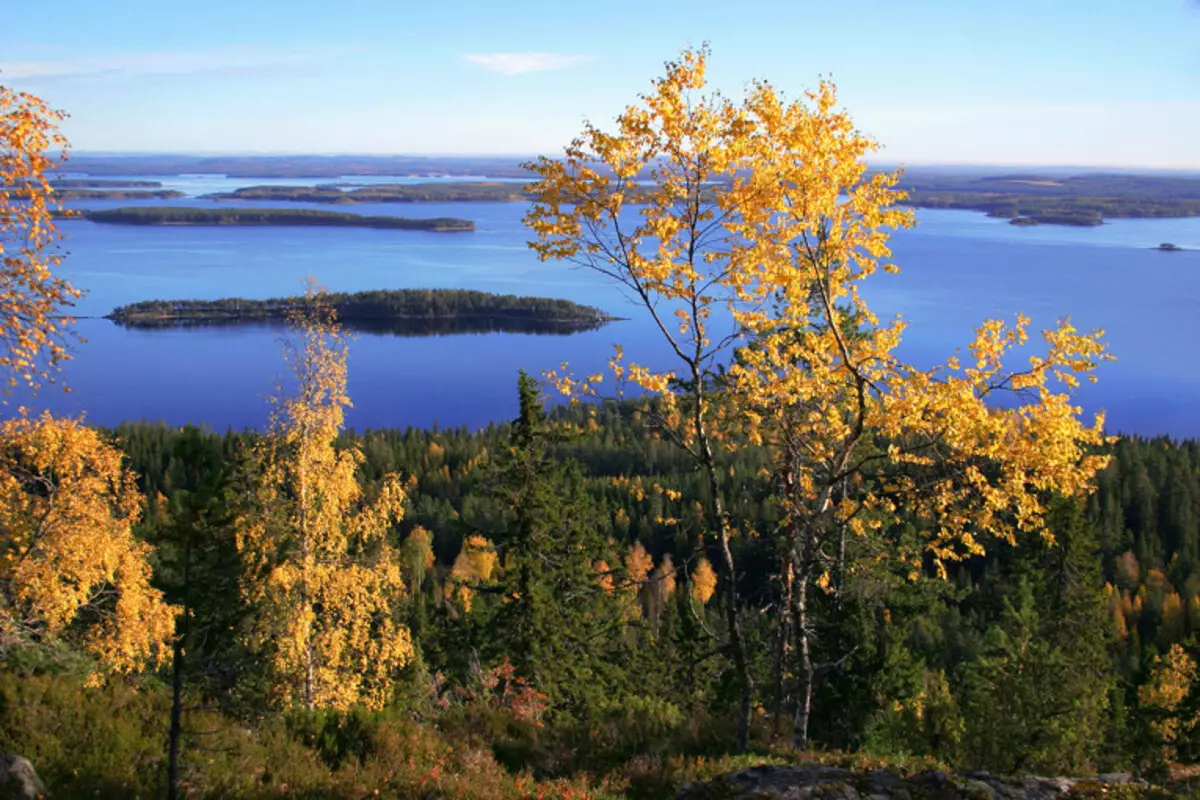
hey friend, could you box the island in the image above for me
[203,181,531,204]
[53,189,187,201]
[72,206,474,232]
[1157,242,1186,252]
[50,179,166,188]
[105,289,621,336]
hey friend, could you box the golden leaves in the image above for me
[238,286,412,711]
[0,85,82,393]
[690,556,717,606]
[525,45,1112,599]
[0,413,175,675]
[448,533,498,613]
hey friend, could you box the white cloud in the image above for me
[0,47,349,82]
[462,52,594,76]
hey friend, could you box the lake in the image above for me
[14,175,1200,437]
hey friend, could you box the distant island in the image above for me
[204,181,530,204]
[1156,242,1186,251]
[30,179,185,201]
[53,189,187,201]
[895,173,1200,226]
[72,206,474,232]
[106,289,621,336]
[50,179,166,188]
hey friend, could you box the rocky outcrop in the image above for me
[0,753,45,800]
[675,764,1145,800]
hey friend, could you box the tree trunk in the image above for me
[167,535,190,800]
[167,634,185,800]
[693,373,752,753]
[700,441,752,753]
[773,536,795,737]
[792,544,814,751]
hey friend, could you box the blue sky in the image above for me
[2,0,1198,167]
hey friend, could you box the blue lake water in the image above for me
[14,175,1200,437]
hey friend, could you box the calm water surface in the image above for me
[16,175,1200,436]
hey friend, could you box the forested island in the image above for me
[53,188,187,200]
[73,206,474,231]
[106,288,620,335]
[204,181,530,203]
[50,179,166,188]
[35,179,185,200]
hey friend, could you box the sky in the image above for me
[2,0,1199,168]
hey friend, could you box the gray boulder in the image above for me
[0,753,45,800]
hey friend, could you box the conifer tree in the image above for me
[486,371,628,719]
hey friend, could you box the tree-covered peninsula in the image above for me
[75,206,474,231]
[106,288,620,335]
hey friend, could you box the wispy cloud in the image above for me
[462,52,594,76]
[0,47,351,82]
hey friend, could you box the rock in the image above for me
[867,769,903,794]
[0,753,46,800]
[1097,773,1134,785]
[780,782,860,800]
[962,779,996,800]
[909,769,949,791]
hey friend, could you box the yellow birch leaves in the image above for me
[0,85,81,392]
[0,413,174,674]
[237,287,412,711]
[526,46,1112,575]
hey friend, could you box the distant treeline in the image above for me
[53,189,186,201]
[204,181,531,204]
[106,288,620,335]
[49,179,165,188]
[70,206,474,232]
[209,175,1200,227]
[902,191,1200,227]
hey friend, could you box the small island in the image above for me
[106,289,621,336]
[74,206,474,232]
[1156,242,1186,251]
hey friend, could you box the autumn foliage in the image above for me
[236,287,413,711]
[0,86,81,391]
[0,413,175,674]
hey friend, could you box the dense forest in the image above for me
[5,395,1197,798]
[107,289,620,335]
[71,206,475,231]
[108,407,1200,758]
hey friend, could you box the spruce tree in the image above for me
[486,371,629,720]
